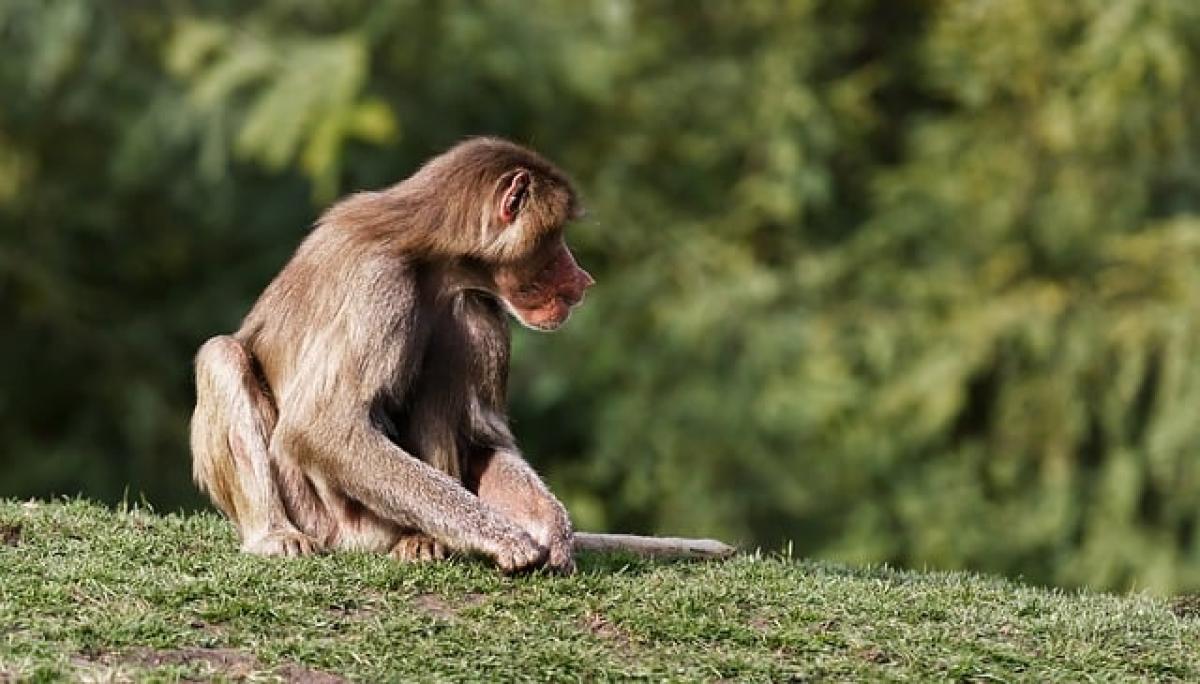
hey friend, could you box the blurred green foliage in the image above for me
[2,0,1199,592]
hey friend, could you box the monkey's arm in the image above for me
[469,448,575,573]
[290,417,546,572]
[467,448,735,565]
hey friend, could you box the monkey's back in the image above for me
[235,221,420,410]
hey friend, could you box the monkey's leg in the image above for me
[469,449,575,573]
[190,336,323,556]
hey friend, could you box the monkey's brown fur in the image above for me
[190,138,592,573]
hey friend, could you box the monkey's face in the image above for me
[493,237,594,331]
[489,169,593,331]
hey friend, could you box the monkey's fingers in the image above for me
[573,532,736,560]
[493,536,549,575]
[545,539,576,575]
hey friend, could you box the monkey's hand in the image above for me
[546,528,576,574]
[539,508,575,574]
[488,528,548,574]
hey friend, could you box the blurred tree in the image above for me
[1,0,1198,591]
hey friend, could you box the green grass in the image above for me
[1,500,1199,682]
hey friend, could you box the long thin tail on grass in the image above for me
[573,532,736,559]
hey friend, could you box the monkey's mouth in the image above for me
[506,295,574,331]
[495,266,588,332]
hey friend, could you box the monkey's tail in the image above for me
[573,532,735,560]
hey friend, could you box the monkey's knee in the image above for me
[194,336,275,422]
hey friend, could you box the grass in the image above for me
[1,500,1199,682]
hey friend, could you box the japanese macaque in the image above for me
[190,137,734,574]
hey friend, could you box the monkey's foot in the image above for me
[242,528,322,557]
[389,533,447,562]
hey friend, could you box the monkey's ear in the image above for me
[499,170,531,225]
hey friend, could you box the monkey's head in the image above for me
[429,139,591,331]
[399,138,595,331]
[485,165,595,331]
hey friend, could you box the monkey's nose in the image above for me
[561,288,586,307]
[564,269,594,306]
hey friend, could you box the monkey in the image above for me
[189,137,593,574]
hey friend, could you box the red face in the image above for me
[492,169,594,331]
[495,239,594,330]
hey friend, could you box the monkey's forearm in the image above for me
[472,450,571,532]
[573,532,736,560]
[318,425,536,555]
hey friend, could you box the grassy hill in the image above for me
[1,500,1198,681]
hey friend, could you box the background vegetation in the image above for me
[2,1,1199,593]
